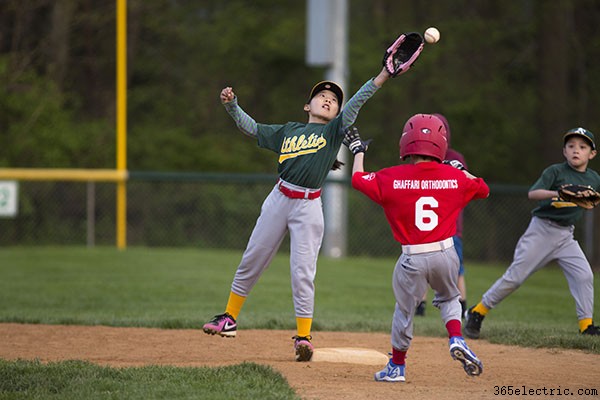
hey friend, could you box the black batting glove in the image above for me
[343,126,372,155]
[442,159,466,170]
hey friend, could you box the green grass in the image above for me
[0,247,243,328]
[0,246,599,398]
[0,359,299,400]
[1,246,598,348]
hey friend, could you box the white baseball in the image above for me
[424,27,440,44]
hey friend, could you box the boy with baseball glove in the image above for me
[465,127,600,339]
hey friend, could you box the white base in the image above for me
[312,347,389,365]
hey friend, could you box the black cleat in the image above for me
[581,323,600,336]
[415,301,426,317]
[464,306,485,339]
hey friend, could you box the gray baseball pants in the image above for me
[391,247,462,351]
[230,184,324,318]
[482,216,594,320]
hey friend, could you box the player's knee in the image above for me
[575,269,594,284]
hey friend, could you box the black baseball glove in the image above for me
[382,32,425,77]
[343,126,372,155]
[558,184,600,209]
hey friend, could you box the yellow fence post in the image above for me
[116,0,128,249]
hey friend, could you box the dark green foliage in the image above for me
[0,58,113,168]
[2,1,600,181]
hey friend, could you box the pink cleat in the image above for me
[292,335,313,361]
[203,313,237,337]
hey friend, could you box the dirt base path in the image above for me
[1,323,599,399]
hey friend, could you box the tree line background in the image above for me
[2,0,600,184]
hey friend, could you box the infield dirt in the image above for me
[1,323,599,400]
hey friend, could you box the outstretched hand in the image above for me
[382,32,424,77]
[220,87,235,104]
[343,126,372,155]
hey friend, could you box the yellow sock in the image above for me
[296,317,313,338]
[579,318,593,333]
[224,291,246,320]
[472,302,489,316]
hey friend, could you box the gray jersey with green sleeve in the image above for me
[530,162,600,226]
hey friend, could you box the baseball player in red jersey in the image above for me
[417,113,470,317]
[346,114,489,382]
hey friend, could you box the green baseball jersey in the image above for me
[223,78,381,188]
[256,119,344,189]
[529,162,600,226]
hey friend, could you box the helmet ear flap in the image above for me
[398,132,408,160]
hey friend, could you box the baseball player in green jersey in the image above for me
[203,65,406,361]
[465,127,600,338]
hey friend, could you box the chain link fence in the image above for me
[1,173,598,267]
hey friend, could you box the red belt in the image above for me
[278,182,321,200]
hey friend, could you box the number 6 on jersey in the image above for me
[416,196,438,231]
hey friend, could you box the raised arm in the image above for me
[342,127,370,174]
[340,67,392,129]
[221,87,258,138]
[373,66,391,87]
[352,152,365,175]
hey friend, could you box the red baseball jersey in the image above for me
[352,161,489,245]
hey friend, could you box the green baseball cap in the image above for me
[563,127,596,150]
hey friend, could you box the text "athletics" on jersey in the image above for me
[279,133,327,163]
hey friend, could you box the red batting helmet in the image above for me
[399,114,448,162]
